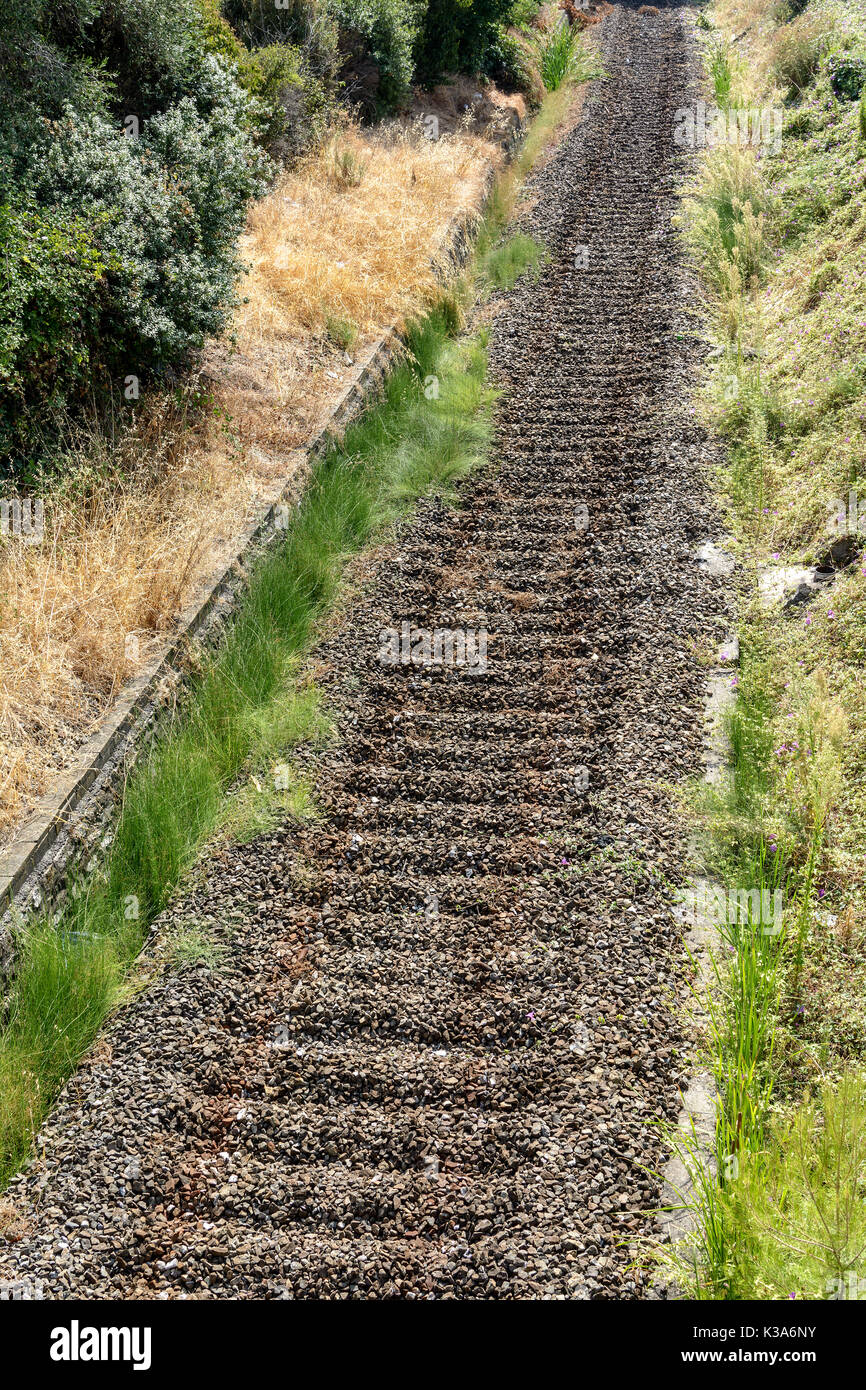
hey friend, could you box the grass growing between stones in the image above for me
[659,0,866,1300]
[0,70,595,1190]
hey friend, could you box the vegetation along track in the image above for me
[0,6,730,1299]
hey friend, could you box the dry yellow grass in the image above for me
[238,120,494,340]
[0,116,499,845]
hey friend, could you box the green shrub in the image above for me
[222,0,321,46]
[325,313,358,348]
[860,83,866,139]
[785,107,813,136]
[771,0,809,23]
[0,201,108,458]
[482,23,541,100]
[249,43,320,153]
[195,0,253,68]
[507,0,538,25]
[827,52,866,101]
[0,25,110,191]
[414,0,514,85]
[708,36,733,103]
[29,86,269,374]
[70,0,235,121]
[193,2,332,155]
[1,76,268,465]
[220,0,341,93]
[0,0,284,467]
[803,261,841,309]
[327,0,418,112]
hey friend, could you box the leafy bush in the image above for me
[482,23,541,101]
[327,0,419,112]
[193,1,334,154]
[507,0,538,25]
[0,1,273,465]
[771,0,809,23]
[861,83,866,140]
[249,43,327,153]
[0,201,109,458]
[707,36,733,103]
[0,17,111,192]
[226,0,413,116]
[414,0,514,85]
[222,0,323,47]
[29,81,269,376]
[785,107,814,136]
[218,0,341,97]
[64,0,236,122]
[827,52,866,101]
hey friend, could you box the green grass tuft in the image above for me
[479,231,547,293]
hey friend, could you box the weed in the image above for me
[325,314,359,351]
[708,38,734,103]
[478,231,547,292]
[333,146,367,188]
[771,12,830,94]
[169,923,230,973]
[537,23,577,92]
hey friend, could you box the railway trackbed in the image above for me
[0,4,730,1300]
